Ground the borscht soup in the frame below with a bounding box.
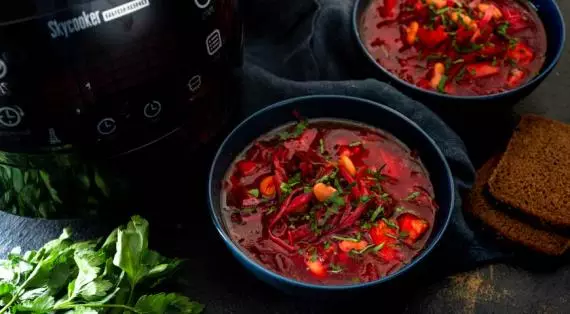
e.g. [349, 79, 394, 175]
[221, 119, 438, 285]
[360, 0, 547, 96]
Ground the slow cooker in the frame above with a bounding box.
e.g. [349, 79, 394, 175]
[0, 0, 243, 218]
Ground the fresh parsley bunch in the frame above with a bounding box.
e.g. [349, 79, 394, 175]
[0, 216, 204, 313]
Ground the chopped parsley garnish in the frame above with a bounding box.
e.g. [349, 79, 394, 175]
[248, 189, 260, 198]
[395, 207, 405, 214]
[309, 247, 319, 262]
[332, 235, 361, 243]
[279, 120, 309, 140]
[385, 233, 399, 240]
[380, 193, 390, 200]
[349, 141, 362, 147]
[361, 222, 372, 230]
[280, 173, 302, 194]
[382, 218, 399, 230]
[266, 206, 277, 214]
[370, 206, 385, 222]
[329, 263, 344, 274]
[437, 74, 448, 93]
[333, 177, 344, 194]
[323, 241, 331, 250]
[405, 191, 421, 201]
[452, 40, 483, 53]
[242, 207, 257, 214]
[399, 231, 410, 239]
[470, 68, 477, 76]
[497, 22, 509, 36]
[319, 138, 325, 154]
[452, 58, 465, 64]
[317, 170, 338, 184]
[425, 54, 444, 62]
[304, 186, 312, 193]
[491, 56, 498, 66]
[455, 66, 466, 81]
[350, 242, 385, 255]
[360, 195, 371, 203]
[435, 7, 450, 14]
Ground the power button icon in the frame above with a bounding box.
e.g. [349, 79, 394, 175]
[194, 0, 211, 9]
[0, 59, 7, 80]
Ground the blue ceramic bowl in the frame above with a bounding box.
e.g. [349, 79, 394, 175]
[352, 0, 565, 107]
[208, 96, 455, 294]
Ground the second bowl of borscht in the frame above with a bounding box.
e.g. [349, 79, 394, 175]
[353, 0, 565, 107]
[208, 96, 455, 293]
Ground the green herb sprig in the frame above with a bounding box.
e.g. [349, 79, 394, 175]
[0, 216, 203, 314]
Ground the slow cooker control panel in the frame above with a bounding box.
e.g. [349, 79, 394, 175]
[0, 0, 240, 155]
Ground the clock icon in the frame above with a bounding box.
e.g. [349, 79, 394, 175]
[0, 106, 23, 128]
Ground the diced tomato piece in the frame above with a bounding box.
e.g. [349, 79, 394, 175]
[237, 160, 257, 176]
[306, 260, 326, 277]
[417, 26, 449, 48]
[455, 26, 474, 44]
[379, 150, 407, 178]
[507, 42, 534, 66]
[398, 214, 429, 245]
[465, 62, 500, 78]
[507, 68, 526, 88]
[338, 240, 369, 253]
[502, 7, 529, 34]
[379, 0, 397, 18]
[369, 221, 398, 246]
[480, 44, 504, 57]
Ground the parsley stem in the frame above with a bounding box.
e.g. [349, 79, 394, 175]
[56, 303, 142, 313]
[0, 258, 44, 314]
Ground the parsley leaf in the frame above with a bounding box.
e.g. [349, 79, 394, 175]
[370, 206, 385, 222]
[279, 120, 309, 141]
[248, 189, 260, 198]
[382, 218, 399, 230]
[0, 216, 203, 314]
[349, 141, 362, 147]
[328, 264, 344, 274]
[319, 139, 325, 154]
[331, 235, 361, 243]
[404, 191, 421, 201]
[437, 75, 448, 93]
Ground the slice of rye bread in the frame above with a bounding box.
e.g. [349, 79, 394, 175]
[466, 155, 570, 256]
[488, 115, 570, 231]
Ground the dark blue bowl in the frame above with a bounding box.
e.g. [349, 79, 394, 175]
[352, 0, 565, 107]
[208, 96, 455, 294]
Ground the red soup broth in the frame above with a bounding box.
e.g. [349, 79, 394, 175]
[221, 119, 438, 285]
[360, 0, 547, 96]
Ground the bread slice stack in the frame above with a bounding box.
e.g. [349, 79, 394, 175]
[465, 115, 570, 256]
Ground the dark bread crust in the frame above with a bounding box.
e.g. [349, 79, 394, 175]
[488, 115, 570, 231]
[466, 155, 569, 256]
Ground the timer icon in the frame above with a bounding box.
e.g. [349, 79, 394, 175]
[0, 106, 23, 128]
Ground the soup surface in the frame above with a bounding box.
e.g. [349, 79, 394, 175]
[222, 119, 438, 285]
[360, 0, 547, 96]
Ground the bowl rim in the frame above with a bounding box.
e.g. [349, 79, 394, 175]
[351, 0, 566, 101]
[207, 95, 456, 290]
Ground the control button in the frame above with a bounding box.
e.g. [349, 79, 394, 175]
[48, 128, 62, 145]
[206, 29, 223, 56]
[0, 106, 23, 128]
[188, 75, 202, 92]
[143, 100, 162, 119]
[0, 59, 7, 79]
[0, 82, 9, 96]
[97, 118, 117, 135]
[194, 0, 211, 9]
